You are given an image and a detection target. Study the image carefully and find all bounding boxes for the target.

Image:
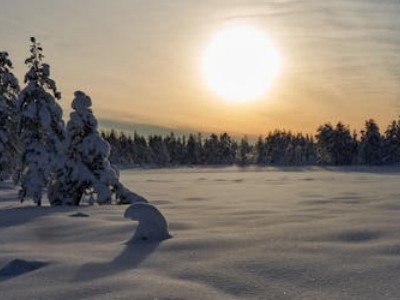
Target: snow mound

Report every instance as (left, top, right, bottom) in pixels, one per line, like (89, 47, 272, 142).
(124, 203, 171, 242)
(0, 259, 48, 281)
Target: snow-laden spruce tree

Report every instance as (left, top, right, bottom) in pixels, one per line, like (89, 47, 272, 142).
(53, 91, 149, 205)
(17, 38, 65, 205)
(49, 91, 149, 205)
(0, 51, 20, 181)
(50, 91, 119, 205)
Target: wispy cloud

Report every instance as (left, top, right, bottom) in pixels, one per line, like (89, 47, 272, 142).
(1, 0, 400, 134)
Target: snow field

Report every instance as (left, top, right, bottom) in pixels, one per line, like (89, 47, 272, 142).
(1, 167, 400, 299)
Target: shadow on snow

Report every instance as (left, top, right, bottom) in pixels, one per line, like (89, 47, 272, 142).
(72, 234, 162, 282)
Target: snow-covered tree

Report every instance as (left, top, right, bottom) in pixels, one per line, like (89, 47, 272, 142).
(203, 134, 220, 164)
(358, 119, 383, 165)
(264, 130, 292, 165)
(0, 51, 20, 181)
(255, 136, 267, 165)
(218, 133, 237, 164)
(50, 91, 119, 205)
(315, 122, 356, 165)
(185, 133, 202, 165)
(49, 91, 149, 206)
(315, 123, 335, 164)
(164, 132, 185, 165)
(148, 135, 170, 166)
(238, 136, 252, 165)
(132, 131, 152, 165)
(384, 118, 400, 163)
(17, 38, 65, 205)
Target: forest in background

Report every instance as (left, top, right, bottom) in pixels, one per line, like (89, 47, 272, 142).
(102, 117, 400, 167)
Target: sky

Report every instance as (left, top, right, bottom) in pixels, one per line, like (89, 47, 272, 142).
(1, 0, 400, 138)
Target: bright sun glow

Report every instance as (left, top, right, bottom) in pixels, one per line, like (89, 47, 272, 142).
(202, 25, 281, 102)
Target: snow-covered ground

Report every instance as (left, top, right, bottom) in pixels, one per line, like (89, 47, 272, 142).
(1, 167, 400, 299)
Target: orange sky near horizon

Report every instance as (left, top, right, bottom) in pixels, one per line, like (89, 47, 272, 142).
(1, 0, 400, 137)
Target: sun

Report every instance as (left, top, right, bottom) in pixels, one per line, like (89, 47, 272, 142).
(201, 25, 281, 103)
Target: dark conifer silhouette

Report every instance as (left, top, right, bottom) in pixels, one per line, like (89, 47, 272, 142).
(0, 51, 20, 181)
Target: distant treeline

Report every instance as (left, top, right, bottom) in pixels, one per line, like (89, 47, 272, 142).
(102, 118, 400, 167)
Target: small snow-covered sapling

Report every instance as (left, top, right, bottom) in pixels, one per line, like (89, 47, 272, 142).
(115, 183, 148, 205)
(124, 203, 171, 242)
